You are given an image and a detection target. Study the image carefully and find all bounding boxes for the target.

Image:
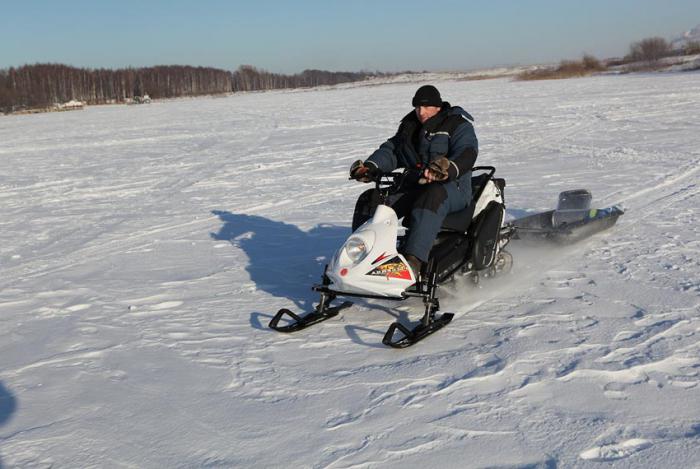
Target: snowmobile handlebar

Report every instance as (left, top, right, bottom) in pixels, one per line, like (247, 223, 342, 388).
(376, 166, 497, 190)
(351, 166, 497, 199)
(346, 169, 407, 187)
(372, 171, 414, 197)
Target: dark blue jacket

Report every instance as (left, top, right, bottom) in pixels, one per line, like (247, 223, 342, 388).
(366, 103, 478, 182)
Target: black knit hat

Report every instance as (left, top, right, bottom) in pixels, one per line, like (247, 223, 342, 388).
(412, 85, 442, 107)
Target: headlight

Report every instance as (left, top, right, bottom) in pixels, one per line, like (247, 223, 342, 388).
(345, 237, 368, 263)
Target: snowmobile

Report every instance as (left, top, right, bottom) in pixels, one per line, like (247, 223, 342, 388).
(269, 166, 623, 348)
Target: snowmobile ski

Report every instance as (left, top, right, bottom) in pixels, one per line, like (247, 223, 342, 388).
(269, 301, 353, 333)
(382, 312, 455, 348)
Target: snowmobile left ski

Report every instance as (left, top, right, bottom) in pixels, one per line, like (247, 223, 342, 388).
(269, 290, 353, 332)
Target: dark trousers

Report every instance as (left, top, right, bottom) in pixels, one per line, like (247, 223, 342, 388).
(352, 175, 472, 262)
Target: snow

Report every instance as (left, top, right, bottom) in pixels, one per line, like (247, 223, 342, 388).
(1, 72, 700, 468)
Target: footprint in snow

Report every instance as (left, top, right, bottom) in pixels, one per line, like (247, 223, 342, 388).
(579, 438, 652, 461)
(326, 412, 361, 429)
(150, 301, 184, 310)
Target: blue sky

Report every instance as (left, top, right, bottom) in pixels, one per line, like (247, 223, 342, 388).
(1, 0, 699, 72)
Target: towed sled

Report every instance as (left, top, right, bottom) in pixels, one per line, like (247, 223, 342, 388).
(511, 189, 624, 243)
(269, 167, 623, 348)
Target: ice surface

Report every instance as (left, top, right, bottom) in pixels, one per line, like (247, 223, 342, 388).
(1, 72, 699, 467)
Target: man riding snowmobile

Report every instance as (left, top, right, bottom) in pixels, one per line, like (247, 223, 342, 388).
(350, 85, 478, 279)
(269, 85, 624, 347)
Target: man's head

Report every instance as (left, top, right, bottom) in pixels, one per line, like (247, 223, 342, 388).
(412, 85, 443, 123)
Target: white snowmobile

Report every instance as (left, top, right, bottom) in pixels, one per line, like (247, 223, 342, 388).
(270, 166, 514, 347)
(269, 166, 623, 348)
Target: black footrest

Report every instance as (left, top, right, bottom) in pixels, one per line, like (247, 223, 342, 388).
(382, 313, 454, 348)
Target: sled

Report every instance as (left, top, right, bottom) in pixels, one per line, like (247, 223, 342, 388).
(510, 189, 624, 243)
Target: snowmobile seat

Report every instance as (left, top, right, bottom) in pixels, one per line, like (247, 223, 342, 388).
(401, 173, 499, 233)
(401, 196, 476, 232)
(439, 201, 476, 232)
(439, 173, 500, 233)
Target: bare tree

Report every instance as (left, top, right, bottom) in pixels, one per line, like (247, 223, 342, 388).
(627, 37, 671, 62)
(0, 69, 16, 113)
(581, 54, 605, 71)
(685, 41, 700, 55)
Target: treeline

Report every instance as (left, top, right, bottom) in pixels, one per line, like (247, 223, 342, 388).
(231, 65, 377, 92)
(0, 64, 233, 112)
(516, 54, 606, 81)
(517, 34, 700, 81)
(0, 63, 378, 113)
(620, 36, 700, 64)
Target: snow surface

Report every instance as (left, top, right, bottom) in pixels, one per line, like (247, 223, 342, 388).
(1, 72, 699, 468)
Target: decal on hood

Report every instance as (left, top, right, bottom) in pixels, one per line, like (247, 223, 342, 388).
(366, 256, 412, 280)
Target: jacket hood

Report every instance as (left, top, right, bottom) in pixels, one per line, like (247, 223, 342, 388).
(448, 105, 474, 122)
(401, 102, 474, 125)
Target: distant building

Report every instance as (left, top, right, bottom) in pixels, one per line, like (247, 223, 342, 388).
(55, 99, 85, 111)
(128, 94, 152, 105)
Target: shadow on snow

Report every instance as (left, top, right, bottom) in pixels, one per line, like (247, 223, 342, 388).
(0, 381, 17, 468)
(210, 210, 349, 314)
(210, 208, 535, 345)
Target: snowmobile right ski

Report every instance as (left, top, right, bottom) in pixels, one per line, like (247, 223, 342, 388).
(269, 300, 353, 333)
(382, 312, 454, 348)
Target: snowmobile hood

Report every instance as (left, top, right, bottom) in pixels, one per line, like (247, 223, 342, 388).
(326, 205, 416, 298)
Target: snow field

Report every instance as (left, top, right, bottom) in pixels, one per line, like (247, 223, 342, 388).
(0, 72, 699, 467)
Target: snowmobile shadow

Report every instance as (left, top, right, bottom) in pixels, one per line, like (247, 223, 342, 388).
(249, 312, 274, 331)
(343, 304, 414, 348)
(0, 381, 17, 468)
(344, 325, 389, 349)
(210, 210, 350, 310)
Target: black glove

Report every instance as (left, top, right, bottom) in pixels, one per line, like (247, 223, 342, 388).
(349, 160, 379, 183)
